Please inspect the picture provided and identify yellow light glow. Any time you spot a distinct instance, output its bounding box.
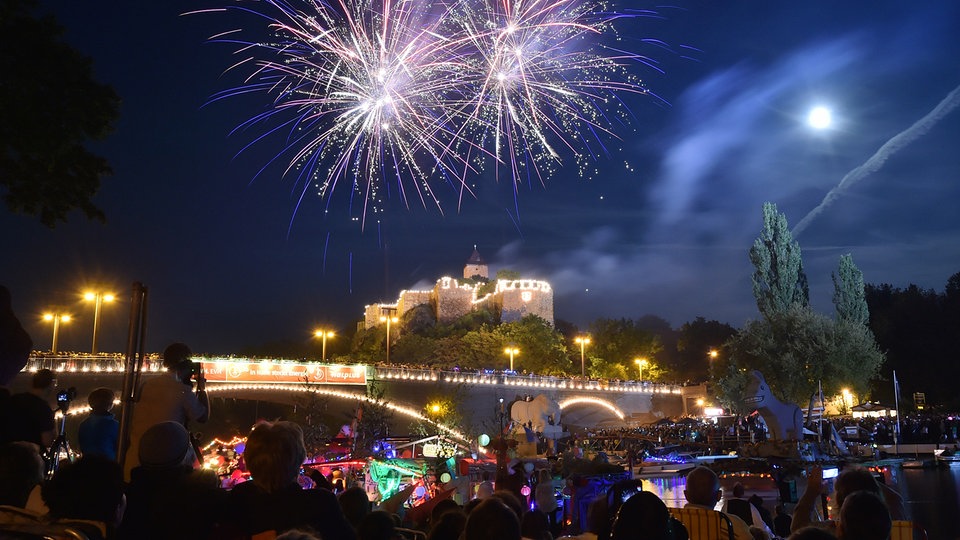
[558,397,625,420]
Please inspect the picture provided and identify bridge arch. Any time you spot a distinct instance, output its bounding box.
[55,384,469,444]
[203,384,470,441]
[558,396,625,427]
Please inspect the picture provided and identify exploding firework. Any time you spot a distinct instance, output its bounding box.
[191,0,657,227]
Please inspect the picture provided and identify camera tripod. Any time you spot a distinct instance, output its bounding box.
[45,403,75,478]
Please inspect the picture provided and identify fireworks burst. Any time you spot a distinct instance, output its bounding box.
[191,0,658,227]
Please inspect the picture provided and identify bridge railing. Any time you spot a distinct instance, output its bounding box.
[22,354,686,394]
[375,365,683,394]
[23,353,164,374]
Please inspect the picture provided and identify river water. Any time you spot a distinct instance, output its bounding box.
[638,464,960,539]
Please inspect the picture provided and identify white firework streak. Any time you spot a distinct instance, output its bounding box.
[193,0,654,226]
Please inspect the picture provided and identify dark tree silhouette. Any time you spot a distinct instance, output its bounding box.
[0,0,120,226]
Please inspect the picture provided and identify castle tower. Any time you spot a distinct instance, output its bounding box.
[463,245,488,280]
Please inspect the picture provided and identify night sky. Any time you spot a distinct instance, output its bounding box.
[4,0,959,354]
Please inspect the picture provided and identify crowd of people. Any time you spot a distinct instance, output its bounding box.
[0,356,908,540]
[0,285,917,539]
[0,415,906,540]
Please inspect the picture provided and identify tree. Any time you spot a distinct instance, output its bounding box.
[866,278,960,409]
[676,317,738,383]
[587,318,664,380]
[496,315,569,374]
[833,254,869,325]
[0,0,120,226]
[749,202,809,318]
[352,381,393,459]
[719,306,883,407]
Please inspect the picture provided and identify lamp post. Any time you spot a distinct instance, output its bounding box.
[380,308,398,364]
[708,349,719,378]
[574,336,590,377]
[43,313,71,353]
[634,357,648,381]
[83,291,115,354]
[504,347,519,372]
[314,329,335,362]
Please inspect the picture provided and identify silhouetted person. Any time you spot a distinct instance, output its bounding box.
[774,504,793,538]
[42,455,126,540]
[837,491,891,540]
[225,421,355,539]
[788,527,837,540]
[611,491,688,540]
[0,441,44,508]
[118,421,227,540]
[0,285,32,388]
[5,368,56,448]
[123,342,208,479]
[683,466,754,540]
[463,498,521,540]
[792,466,903,534]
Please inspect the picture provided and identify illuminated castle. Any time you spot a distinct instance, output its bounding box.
[364,247,554,329]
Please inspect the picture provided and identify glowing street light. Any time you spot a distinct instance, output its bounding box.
[380,308,399,364]
[314,329,335,362]
[83,291,115,354]
[708,349,719,360]
[841,388,854,413]
[574,336,591,378]
[42,312,71,353]
[634,357,648,381]
[504,347,520,372]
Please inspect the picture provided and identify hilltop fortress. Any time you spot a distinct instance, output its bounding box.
[363,247,554,329]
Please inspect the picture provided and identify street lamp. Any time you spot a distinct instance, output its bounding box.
[708,349,719,360]
[314,329,335,362]
[83,291,115,354]
[504,347,520,372]
[574,336,590,378]
[634,357,648,381]
[42,313,71,353]
[380,308,399,364]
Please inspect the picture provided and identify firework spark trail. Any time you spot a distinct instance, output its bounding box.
[792,82,960,237]
[193,0,657,227]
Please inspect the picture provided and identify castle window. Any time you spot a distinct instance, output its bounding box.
[521,291,532,302]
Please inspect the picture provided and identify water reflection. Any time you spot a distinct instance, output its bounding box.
[640,475,689,508]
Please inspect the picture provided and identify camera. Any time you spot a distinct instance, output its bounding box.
[177,359,205,387]
[57,387,77,408]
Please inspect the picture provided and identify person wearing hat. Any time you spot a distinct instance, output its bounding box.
[78,387,119,460]
[118,421,226,540]
[122,342,209,480]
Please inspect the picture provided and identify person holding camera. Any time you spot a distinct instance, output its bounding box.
[122,342,209,480]
[3,368,57,449]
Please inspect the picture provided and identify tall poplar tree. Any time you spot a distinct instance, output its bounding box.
[833,254,869,326]
[749,202,809,318]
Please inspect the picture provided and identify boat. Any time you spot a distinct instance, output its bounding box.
[634,461,697,477]
[934,448,960,466]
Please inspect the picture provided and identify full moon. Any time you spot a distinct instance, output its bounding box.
[808,106,833,129]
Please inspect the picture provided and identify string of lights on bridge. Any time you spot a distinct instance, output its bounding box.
[25,355,685,396]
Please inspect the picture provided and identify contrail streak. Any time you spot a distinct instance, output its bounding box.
[793,82,960,237]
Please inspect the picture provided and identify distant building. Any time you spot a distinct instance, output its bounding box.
[364,247,553,329]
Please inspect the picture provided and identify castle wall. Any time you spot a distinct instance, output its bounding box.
[435,277,476,323]
[398,290,434,319]
[497,280,554,325]
[363,304,386,329]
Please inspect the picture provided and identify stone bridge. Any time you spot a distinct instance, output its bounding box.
[12,355,707,439]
